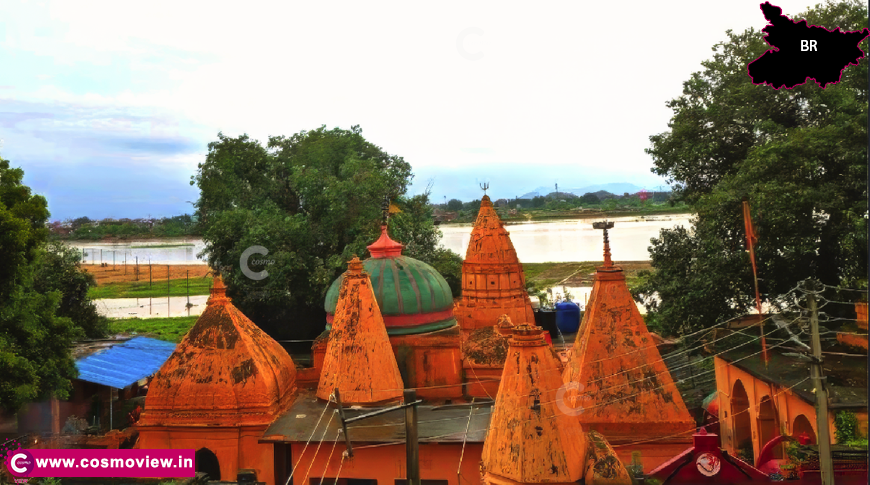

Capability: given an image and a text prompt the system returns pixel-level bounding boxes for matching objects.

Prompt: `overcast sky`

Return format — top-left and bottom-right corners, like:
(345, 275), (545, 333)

(0, 0), (824, 220)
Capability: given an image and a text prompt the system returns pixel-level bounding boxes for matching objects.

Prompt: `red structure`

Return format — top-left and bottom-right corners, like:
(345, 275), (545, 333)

(317, 256), (404, 404)
(137, 277), (297, 483)
(562, 222), (695, 469)
(481, 325), (631, 485)
(647, 428), (769, 484)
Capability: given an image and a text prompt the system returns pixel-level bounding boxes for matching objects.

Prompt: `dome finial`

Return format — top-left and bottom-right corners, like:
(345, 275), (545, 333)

(347, 255), (364, 274)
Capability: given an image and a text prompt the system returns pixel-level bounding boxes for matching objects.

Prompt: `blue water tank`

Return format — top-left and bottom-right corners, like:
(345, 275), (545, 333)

(555, 301), (581, 334)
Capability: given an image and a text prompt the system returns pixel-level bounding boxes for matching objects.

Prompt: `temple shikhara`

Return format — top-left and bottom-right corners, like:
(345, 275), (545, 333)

(562, 221), (696, 468)
(27, 201), (858, 485)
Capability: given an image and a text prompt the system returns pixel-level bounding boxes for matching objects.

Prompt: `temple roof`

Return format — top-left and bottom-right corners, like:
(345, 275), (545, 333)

(317, 256), (404, 405)
(464, 195), (521, 264)
(481, 325), (587, 483)
(324, 226), (457, 336)
(139, 277), (297, 427)
(456, 195), (535, 332)
(562, 227), (695, 440)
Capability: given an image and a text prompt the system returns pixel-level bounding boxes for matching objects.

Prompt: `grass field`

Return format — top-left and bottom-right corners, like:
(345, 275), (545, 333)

(89, 277), (213, 299)
(523, 262), (596, 289)
(108, 316), (198, 342)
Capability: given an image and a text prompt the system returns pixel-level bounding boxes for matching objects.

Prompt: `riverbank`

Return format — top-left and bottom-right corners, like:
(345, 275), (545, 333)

(441, 207), (693, 225)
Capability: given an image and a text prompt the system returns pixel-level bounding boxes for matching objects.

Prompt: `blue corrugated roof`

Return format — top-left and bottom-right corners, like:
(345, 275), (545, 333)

(75, 337), (177, 388)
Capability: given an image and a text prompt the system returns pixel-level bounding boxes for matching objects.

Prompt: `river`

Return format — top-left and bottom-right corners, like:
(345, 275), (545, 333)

(439, 214), (693, 262)
(66, 214), (693, 265)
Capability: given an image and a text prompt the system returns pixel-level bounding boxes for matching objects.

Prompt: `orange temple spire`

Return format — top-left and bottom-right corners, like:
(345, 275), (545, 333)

(455, 195), (535, 333)
(562, 224), (695, 442)
(317, 256), (404, 404)
(481, 325), (588, 483)
(139, 274), (298, 428)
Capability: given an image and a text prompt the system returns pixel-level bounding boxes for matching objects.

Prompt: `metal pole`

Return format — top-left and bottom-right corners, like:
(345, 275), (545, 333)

(334, 389), (354, 458)
(109, 388), (113, 431)
(100, 249), (103, 265)
(404, 389), (420, 485)
(807, 284), (834, 485)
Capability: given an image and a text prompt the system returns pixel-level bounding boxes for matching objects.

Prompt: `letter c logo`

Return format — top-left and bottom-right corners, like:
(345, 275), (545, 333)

(8, 451), (34, 476)
(240, 245), (269, 281)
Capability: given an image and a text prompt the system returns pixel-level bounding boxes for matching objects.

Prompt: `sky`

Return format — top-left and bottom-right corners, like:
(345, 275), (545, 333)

(0, 0), (824, 220)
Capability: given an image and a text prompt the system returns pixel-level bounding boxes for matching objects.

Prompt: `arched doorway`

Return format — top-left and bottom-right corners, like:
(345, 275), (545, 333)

(731, 380), (753, 462)
(195, 447), (221, 481)
(757, 396), (782, 459)
(793, 414), (817, 444)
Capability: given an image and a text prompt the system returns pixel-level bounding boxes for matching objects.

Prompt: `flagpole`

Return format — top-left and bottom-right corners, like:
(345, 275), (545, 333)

(743, 198), (769, 364)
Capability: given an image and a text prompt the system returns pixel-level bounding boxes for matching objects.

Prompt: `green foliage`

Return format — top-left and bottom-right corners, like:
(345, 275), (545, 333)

(53, 214), (200, 240)
(635, 0), (868, 336)
(446, 198), (463, 212)
(108, 316), (199, 342)
(192, 126), (448, 339)
(835, 410), (861, 443)
(0, 157), (80, 412)
(579, 192), (600, 205)
(35, 242), (108, 338)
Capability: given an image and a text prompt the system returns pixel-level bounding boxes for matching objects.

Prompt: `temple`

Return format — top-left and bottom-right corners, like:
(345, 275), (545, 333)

(562, 222), (695, 469)
(455, 194), (536, 397)
(455, 195), (535, 333)
(481, 325), (631, 485)
(319, 223), (464, 400)
(137, 277), (298, 483)
(316, 256), (404, 404)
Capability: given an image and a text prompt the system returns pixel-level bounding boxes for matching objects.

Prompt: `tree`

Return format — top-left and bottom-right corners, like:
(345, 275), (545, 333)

(0, 157), (80, 412)
(34, 242), (109, 339)
(634, 0), (868, 336)
(446, 198), (463, 212)
(191, 126), (460, 340)
(579, 193), (599, 205)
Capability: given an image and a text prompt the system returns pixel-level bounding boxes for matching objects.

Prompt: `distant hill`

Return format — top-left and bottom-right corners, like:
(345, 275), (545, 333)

(519, 183), (645, 199)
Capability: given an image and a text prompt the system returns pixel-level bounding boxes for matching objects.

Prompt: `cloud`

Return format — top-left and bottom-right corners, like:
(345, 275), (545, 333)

(0, 98), (208, 220)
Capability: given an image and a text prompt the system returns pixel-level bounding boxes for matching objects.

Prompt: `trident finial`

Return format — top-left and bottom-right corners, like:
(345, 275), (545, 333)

(592, 220), (615, 267)
(479, 182), (489, 195)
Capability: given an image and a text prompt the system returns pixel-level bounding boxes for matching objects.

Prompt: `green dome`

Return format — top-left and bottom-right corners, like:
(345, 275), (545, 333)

(324, 255), (457, 335)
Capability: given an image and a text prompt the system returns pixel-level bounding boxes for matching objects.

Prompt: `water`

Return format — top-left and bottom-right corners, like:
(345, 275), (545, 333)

(94, 295), (209, 319)
(64, 214), (694, 265)
(439, 214), (693, 262)
(65, 239), (207, 265)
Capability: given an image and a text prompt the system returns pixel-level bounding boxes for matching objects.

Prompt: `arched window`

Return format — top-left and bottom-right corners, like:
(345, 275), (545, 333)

(793, 414), (817, 444)
(731, 379), (753, 463)
(757, 396), (782, 459)
(195, 447), (221, 481)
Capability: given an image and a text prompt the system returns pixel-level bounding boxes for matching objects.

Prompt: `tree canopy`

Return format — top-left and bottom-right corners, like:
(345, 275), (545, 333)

(192, 126), (460, 339)
(0, 157), (82, 412)
(634, 0), (868, 336)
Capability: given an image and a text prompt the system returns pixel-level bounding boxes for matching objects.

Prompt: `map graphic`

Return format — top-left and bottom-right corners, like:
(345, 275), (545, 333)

(747, 2), (869, 89)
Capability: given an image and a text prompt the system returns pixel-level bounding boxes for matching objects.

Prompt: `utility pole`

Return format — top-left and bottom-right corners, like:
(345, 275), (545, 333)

(404, 389), (420, 485)
(337, 389), (421, 485)
(807, 282), (834, 485)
